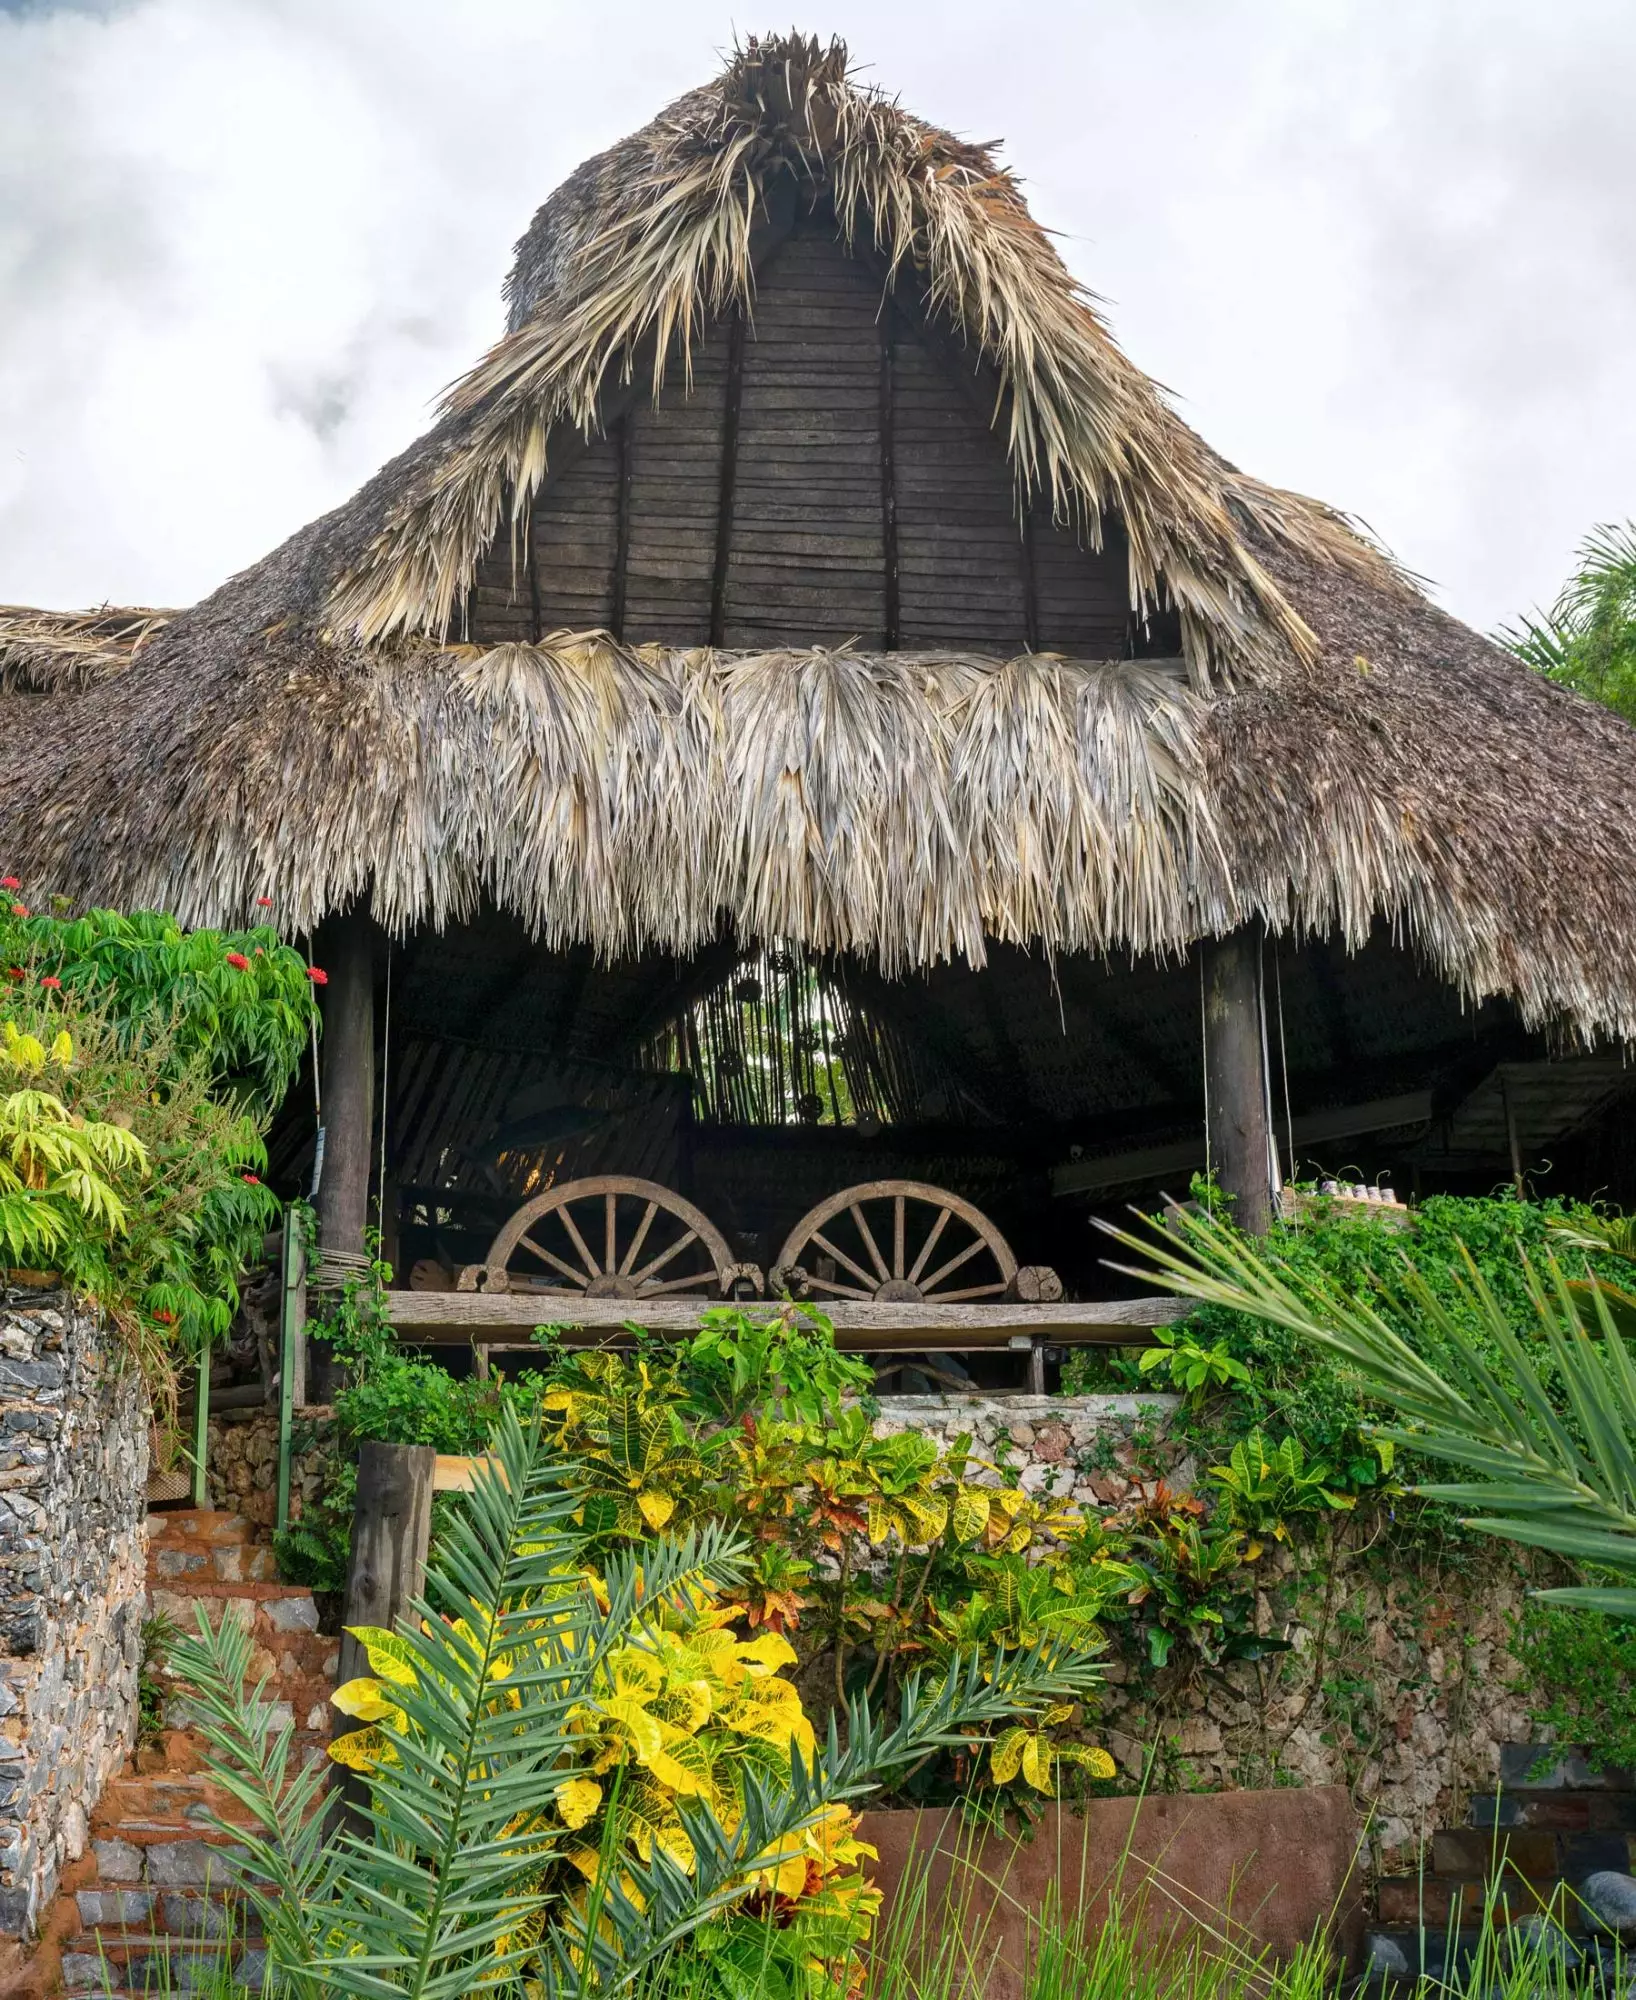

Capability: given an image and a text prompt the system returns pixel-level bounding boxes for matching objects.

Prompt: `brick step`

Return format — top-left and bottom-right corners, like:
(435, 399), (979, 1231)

(1430, 1825), (1636, 1882)
(1376, 1875), (1594, 1930)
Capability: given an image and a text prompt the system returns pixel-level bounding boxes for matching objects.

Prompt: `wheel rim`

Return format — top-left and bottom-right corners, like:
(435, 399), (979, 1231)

(774, 1182), (1017, 1303)
(484, 1177), (737, 1298)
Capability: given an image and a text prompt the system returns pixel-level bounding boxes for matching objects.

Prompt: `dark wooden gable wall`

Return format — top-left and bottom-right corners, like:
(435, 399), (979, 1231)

(471, 221), (1145, 656)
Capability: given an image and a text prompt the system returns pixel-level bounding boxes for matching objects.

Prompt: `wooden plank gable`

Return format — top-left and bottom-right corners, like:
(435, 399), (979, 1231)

(471, 219), (1143, 656)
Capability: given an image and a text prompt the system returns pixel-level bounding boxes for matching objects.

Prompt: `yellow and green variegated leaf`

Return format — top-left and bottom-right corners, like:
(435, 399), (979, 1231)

(636, 1489), (676, 1531)
(326, 1724), (394, 1771)
(1020, 1732), (1053, 1793)
(346, 1625), (419, 1688)
(951, 1487), (992, 1544)
(990, 1727), (1028, 1785)
(734, 1631), (798, 1673)
(554, 1776), (603, 1829)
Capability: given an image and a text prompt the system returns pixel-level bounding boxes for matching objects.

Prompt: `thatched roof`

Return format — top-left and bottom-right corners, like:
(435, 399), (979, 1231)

(3, 33), (1635, 1041)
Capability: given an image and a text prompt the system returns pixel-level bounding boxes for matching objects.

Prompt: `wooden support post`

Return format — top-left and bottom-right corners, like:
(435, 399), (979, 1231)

(1201, 926), (1274, 1236)
(275, 1208), (306, 1535)
(337, 1441), (436, 1682)
(316, 913), (375, 1256)
(191, 1350), (211, 1509)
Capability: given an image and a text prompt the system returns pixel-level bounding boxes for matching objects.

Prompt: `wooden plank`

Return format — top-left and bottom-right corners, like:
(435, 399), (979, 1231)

(383, 1292), (1185, 1350)
(880, 302), (899, 649)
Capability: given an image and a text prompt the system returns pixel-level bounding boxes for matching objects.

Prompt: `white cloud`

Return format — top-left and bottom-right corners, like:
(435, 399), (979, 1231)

(1, 0), (1630, 629)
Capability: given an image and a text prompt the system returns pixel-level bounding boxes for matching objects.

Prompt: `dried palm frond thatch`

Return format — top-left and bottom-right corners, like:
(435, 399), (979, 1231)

(327, 35), (1394, 681)
(0, 605), (170, 693)
(1, 33), (1634, 1047)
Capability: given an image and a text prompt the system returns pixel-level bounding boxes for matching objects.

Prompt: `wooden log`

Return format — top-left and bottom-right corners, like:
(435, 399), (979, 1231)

(1202, 925), (1274, 1236)
(316, 912), (375, 1256)
(337, 1441), (436, 1680)
(331, 1440), (435, 1824)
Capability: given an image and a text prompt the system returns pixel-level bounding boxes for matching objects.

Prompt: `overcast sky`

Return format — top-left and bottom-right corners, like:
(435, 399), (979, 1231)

(1, 0), (1631, 633)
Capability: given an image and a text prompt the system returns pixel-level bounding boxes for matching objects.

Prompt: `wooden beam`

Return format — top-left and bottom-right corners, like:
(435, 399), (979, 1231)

(879, 303), (900, 649)
(316, 911), (375, 1254)
(1050, 1090), (1435, 1197)
(333, 1441), (434, 1824)
(1021, 502), (1041, 653)
(1202, 927), (1273, 1234)
(609, 414), (632, 641)
(709, 308), (747, 646)
(382, 1292), (1185, 1351)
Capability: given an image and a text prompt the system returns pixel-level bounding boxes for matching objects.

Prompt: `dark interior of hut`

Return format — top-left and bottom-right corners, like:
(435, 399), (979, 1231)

(262, 910), (1634, 1390)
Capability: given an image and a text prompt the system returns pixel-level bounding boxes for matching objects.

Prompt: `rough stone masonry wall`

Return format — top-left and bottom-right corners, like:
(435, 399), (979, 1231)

(0, 1289), (147, 1935)
(872, 1394), (1535, 1873)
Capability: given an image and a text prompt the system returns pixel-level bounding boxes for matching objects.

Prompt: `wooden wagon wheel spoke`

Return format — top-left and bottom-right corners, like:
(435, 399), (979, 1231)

(618, 1200), (659, 1277)
(906, 1205), (952, 1286)
(850, 1203), (891, 1284)
(628, 1229), (701, 1287)
(917, 1235), (989, 1295)
(806, 1228), (880, 1293)
(516, 1232), (593, 1290)
(481, 1177), (755, 1303)
(775, 1180), (1021, 1309)
(556, 1204), (602, 1284)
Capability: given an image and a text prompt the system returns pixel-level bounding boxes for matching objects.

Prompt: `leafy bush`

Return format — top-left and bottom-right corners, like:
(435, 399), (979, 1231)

(0, 894), (315, 1421)
(171, 1404), (1102, 2000)
(1511, 1602), (1636, 1775)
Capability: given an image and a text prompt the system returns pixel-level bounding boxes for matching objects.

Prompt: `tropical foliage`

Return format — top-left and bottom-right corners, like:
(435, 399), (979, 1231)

(1112, 1203), (1636, 1616)
(1498, 519), (1636, 725)
(171, 1404), (1104, 2000)
(0, 892), (316, 1401)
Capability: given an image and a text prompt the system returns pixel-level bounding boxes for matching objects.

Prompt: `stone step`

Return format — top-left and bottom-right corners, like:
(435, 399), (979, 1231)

(1362, 1922), (1629, 1984)
(149, 1538), (281, 1585)
(144, 1509), (257, 1549)
(58, 1934), (266, 1996)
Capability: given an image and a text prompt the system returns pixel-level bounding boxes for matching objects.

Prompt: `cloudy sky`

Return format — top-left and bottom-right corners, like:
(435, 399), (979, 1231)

(1, 0), (1630, 633)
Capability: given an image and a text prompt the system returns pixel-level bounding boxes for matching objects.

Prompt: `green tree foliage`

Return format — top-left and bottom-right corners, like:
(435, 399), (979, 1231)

(1497, 520), (1636, 725)
(0, 894), (316, 1401)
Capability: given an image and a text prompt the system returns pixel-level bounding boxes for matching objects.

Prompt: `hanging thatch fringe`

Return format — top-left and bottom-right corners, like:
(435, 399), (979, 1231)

(0, 605), (171, 693)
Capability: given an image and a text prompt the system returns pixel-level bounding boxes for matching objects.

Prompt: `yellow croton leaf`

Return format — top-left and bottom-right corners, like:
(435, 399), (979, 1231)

(951, 1488), (991, 1544)
(331, 1676), (405, 1727)
(598, 1692), (664, 1763)
(733, 1632), (798, 1674)
(1082, 1746), (1117, 1780)
(636, 1489), (676, 1531)
(1019, 1732), (1053, 1793)
(989, 1727), (1028, 1786)
(554, 1777), (603, 1830)
(346, 1626), (420, 1689)
(327, 1724), (395, 1771)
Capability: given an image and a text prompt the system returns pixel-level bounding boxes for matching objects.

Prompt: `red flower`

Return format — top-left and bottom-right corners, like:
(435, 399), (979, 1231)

(0, 878), (18, 891)
(4, 968), (21, 983)
(306, 966), (328, 986)
(241, 1172), (261, 1185)
(225, 952), (251, 971)
(154, 1309), (175, 1325)
(10, 905), (28, 918)
(39, 975), (61, 990)
(255, 896), (273, 908)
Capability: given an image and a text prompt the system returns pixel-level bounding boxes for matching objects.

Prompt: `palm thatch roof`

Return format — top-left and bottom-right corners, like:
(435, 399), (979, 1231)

(2, 33), (1634, 1042)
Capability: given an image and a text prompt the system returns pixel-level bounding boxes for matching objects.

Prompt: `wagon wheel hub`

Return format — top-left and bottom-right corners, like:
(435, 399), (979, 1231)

(585, 1273), (643, 1299)
(874, 1277), (925, 1303)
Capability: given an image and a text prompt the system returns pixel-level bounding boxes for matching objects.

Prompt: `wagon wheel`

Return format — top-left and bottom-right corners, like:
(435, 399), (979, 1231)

(774, 1181), (1019, 1304)
(471, 1176), (757, 1299)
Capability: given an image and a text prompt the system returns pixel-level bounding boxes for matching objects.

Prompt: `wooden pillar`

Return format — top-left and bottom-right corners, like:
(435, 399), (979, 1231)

(316, 912), (375, 1256)
(1202, 925), (1274, 1236)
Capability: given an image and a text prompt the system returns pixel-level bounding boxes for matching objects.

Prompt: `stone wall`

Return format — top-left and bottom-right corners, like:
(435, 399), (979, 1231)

(206, 1410), (333, 1535)
(871, 1393), (1535, 1873)
(0, 1288), (147, 1935)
